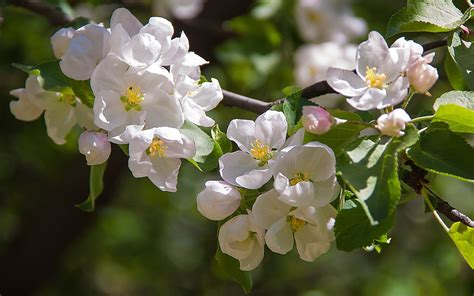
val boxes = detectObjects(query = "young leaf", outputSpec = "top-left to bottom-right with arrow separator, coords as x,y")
448,32 -> 474,91
304,122 -> 366,156
434,91 -> 474,110
433,104 -> 474,133
76,162 -> 107,212
335,199 -> 395,252
387,0 -> 471,37
444,54 -> 468,91
214,244 -> 253,294
211,124 -> 233,154
13,60 -> 70,92
180,121 -> 214,159
282,90 -> 317,135
407,124 -> 474,182
68,78 -> 95,108
337,125 -> 419,223
448,222 -> 474,269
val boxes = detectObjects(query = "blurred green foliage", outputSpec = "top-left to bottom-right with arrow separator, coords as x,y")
0,0 -> 473,295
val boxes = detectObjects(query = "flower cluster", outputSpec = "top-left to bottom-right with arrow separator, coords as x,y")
9,8 -> 223,192
327,31 -> 438,111
196,111 -> 340,270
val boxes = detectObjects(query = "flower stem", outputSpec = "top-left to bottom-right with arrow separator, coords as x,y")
422,188 -> 449,232
402,90 -> 416,109
410,115 -> 434,123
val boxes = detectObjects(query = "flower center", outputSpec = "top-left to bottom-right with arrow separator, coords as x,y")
250,139 -> 272,166
147,137 -> 167,158
365,66 -> 386,89
289,216 -> 307,232
121,86 -> 144,111
306,10 -> 321,23
59,93 -> 76,105
289,172 -> 310,186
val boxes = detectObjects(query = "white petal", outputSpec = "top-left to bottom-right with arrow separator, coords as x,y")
109,124 -> 144,144
252,189 -> 291,229
110,7 -> 143,36
254,110 -> 287,150
235,168 -> 273,190
326,68 -> 367,97
148,157 -> 182,192
122,33 -> 161,68
356,31 -> 389,76
44,101 -> 76,145
142,88 -> 184,128
50,27 -> 75,59
153,127 -> 196,158
294,224 -> 331,262
226,119 -> 255,152
188,78 -> 223,111
197,180 -> 241,221
75,103 -> 96,130
128,154 -> 153,178
93,90 -> 128,131
274,173 -> 315,207
9,87 -> 44,121
265,217 -> 294,255
91,55 -> 128,95
219,151 -> 271,189
182,99 -> 214,127
312,176 -> 339,207
380,76 -> 409,108
346,88 -> 386,111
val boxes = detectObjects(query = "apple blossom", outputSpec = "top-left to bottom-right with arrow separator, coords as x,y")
197,180 -> 241,221
273,142 -> 339,207
219,110 -> 293,189
218,213 -> 265,271
78,131 -> 111,165
327,31 -> 411,110
91,55 -> 184,137
294,42 -> 356,87
58,24 -> 111,80
302,106 -> 334,135
112,125 -> 195,192
295,0 -> 367,44
9,75 -> 47,121
406,54 -> 439,94
391,37 -> 424,67
376,108 -> 411,137
252,189 -> 337,262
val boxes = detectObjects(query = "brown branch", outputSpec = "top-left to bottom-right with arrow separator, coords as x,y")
6,0 -> 72,26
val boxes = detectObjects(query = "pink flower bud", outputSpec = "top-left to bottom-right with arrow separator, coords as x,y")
406,53 -> 439,94
78,131 -> 111,165
376,109 -> 411,137
302,106 -> 333,135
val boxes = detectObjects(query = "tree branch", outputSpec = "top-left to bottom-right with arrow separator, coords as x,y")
6,0 -> 72,26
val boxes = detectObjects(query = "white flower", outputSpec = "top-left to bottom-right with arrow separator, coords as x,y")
295,0 -> 367,44
58,24 -> 111,80
109,8 -> 188,68
391,37 -> 424,67
327,31 -> 411,110
252,189 -> 336,262
9,75 -> 47,121
50,27 -> 75,59
302,106 -> 333,135
406,54 -> 439,94
376,108 -> 411,137
9,75 -> 93,144
153,0 -> 204,20
294,42 -> 356,87
196,180 -> 241,221
273,142 -> 339,207
78,131 -> 111,165
218,213 -> 265,271
219,111 -> 298,189
112,125 -> 195,192
91,55 -> 184,137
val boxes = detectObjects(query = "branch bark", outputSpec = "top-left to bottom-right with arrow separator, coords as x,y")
6,0 -> 72,26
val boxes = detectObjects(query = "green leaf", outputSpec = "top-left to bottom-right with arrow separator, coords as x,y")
13,60 -> 69,92
214,244 -> 253,294
282,90 -> 317,135
387,0 -> 470,37
304,122 -> 366,156
330,109 -> 363,122
448,32 -> 474,91
211,124 -> 233,154
76,162 -> 107,212
68,78 -> 94,108
407,124 -> 474,182
434,91 -> 474,110
448,222 -> 474,269
335,199 -> 395,251
433,104 -> 474,133
118,144 -> 129,156
337,125 -> 419,223
444,54 -> 468,90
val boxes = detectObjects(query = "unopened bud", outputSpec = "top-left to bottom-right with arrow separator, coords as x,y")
302,106 -> 333,135
406,53 -> 438,94
197,181 -> 241,221
376,109 -> 411,137
78,131 -> 111,165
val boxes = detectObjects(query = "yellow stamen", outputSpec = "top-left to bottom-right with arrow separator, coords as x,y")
147,137 -> 167,158
365,66 -> 386,89
250,139 -> 272,166
289,172 -> 310,186
307,10 -> 321,23
289,216 -> 307,232
121,86 -> 144,111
